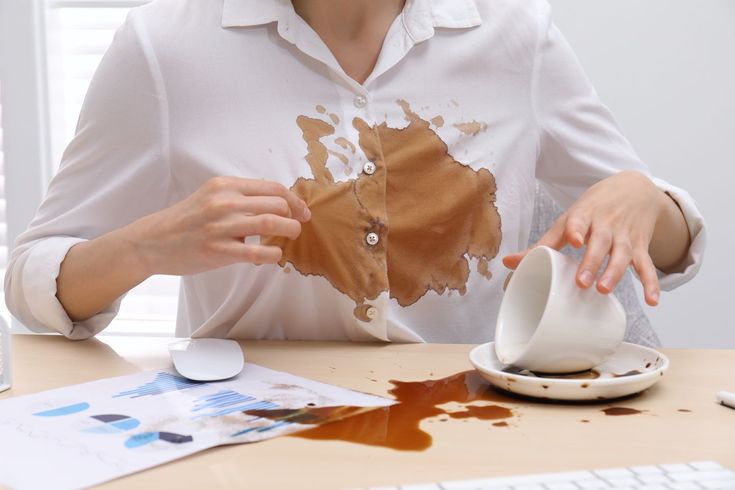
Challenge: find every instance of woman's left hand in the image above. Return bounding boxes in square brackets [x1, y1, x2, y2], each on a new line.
[503, 171, 682, 307]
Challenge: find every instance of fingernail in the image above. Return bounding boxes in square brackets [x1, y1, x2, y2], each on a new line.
[302, 207, 311, 221]
[579, 270, 594, 287]
[649, 289, 660, 304]
[598, 277, 612, 292]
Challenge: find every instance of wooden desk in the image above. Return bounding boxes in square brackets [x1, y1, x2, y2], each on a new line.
[2, 334, 734, 489]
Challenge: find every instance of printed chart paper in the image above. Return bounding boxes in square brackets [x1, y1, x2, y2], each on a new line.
[0, 364, 394, 489]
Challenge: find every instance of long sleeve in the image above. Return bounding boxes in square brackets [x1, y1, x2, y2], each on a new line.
[4, 12, 171, 339]
[531, 2, 705, 290]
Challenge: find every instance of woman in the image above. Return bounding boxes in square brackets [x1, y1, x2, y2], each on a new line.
[5, 0, 704, 342]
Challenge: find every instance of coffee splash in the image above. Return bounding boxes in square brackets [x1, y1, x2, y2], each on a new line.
[290, 370, 514, 451]
[264, 100, 502, 314]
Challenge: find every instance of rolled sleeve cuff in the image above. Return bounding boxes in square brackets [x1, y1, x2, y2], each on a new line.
[21, 237, 123, 339]
[650, 177, 706, 291]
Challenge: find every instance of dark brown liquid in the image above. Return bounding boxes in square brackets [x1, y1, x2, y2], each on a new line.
[290, 370, 514, 451]
[602, 407, 642, 416]
[501, 366, 601, 380]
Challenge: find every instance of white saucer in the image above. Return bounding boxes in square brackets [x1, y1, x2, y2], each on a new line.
[469, 342, 669, 401]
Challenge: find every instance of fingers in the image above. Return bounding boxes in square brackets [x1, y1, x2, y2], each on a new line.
[563, 212, 590, 249]
[577, 226, 612, 288]
[633, 251, 660, 306]
[220, 243, 283, 265]
[502, 249, 528, 270]
[233, 178, 311, 222]
[241, 196, 294, 218]
[235, 214, 302, 240]
[596, 239, 632, 294]
[503, 213, 575, 270]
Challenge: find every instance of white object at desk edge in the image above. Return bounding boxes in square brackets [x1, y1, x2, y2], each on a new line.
[717, 391, 735, 410]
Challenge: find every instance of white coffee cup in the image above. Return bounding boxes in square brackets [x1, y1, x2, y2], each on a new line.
[494, 246, 626, 373]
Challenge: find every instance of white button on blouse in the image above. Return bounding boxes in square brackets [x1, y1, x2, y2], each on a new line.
[365, 232, 380, 247]
[5, 0, 706, 343]
[353, 95, 368, 109]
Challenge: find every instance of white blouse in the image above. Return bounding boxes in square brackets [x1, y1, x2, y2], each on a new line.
[5, 0, 705, 342]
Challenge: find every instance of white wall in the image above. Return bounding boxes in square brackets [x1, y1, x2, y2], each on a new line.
[549, 0, 735, 347]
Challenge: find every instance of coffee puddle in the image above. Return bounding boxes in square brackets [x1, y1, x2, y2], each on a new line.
[246, 370, 650, 451]
[285, 370, 514, 451]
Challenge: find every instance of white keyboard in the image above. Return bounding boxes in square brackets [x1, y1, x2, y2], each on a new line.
[363, 461, 735, 490]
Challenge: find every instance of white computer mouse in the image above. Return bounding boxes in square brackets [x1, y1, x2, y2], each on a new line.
[168, 338, 244, 381]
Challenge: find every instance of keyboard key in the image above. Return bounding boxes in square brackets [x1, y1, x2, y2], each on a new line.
[661, 464, 694, 474]
[691, 462, 725, 471]
[639, 475, 672, 484]
[667, 483, 703, 490]
[700, 480, 735, 489]
[577, 480, 612, 489]
[631, 466, 664, 476]
[546, 484, 579, 490]
[670, 470, 735, 482]
[441, 471, 595, 489]
[605, 477, 638, 486]
[595, 468, 634, 478]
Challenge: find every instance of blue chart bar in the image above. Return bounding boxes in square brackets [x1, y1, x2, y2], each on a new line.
[113, 372, 203, 399]
[191, 390, 279, 418]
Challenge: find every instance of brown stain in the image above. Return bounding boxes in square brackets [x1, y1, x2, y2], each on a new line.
[369, 100, 501, 306]
[329, 113, 340, 125]
[477, 257, 493, 280]
[602, 407, 642, 416]
[581, 383, 589, 388]
[645, 362, 652, 368]
[283, 266, 292, 274]
[430, 115, 444, 128]
[678, 409, 692, 413]
[334, 137, 356, 154]
[492, 421, 509, 427]
[316, 105, 326, 114]
[580, 419, 590, 423]
[265, 101, 502, 314]
[292, 370, 513, 451]
[454, 121, 487, 136]
[353, 304, 373, 322]
[245, 405, 375, 426]
[262, 116, 388, 306]
[327, 149, 349, 166]
[447, 405, 513, 420]
[613, 370, 642, 378]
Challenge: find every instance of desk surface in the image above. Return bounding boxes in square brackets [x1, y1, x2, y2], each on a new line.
[3, 335, 734, 489]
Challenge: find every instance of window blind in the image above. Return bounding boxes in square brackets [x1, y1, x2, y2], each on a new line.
[46, 0, 178, 336]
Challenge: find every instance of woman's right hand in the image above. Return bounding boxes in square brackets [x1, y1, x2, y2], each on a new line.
[127, 176, 311, 277]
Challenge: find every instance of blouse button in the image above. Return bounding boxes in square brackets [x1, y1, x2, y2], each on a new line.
[365, 232, 379, 246]
[353, 95, 367, 108]
[363, 162, 376, 175]
[365, 306, 378, 320]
